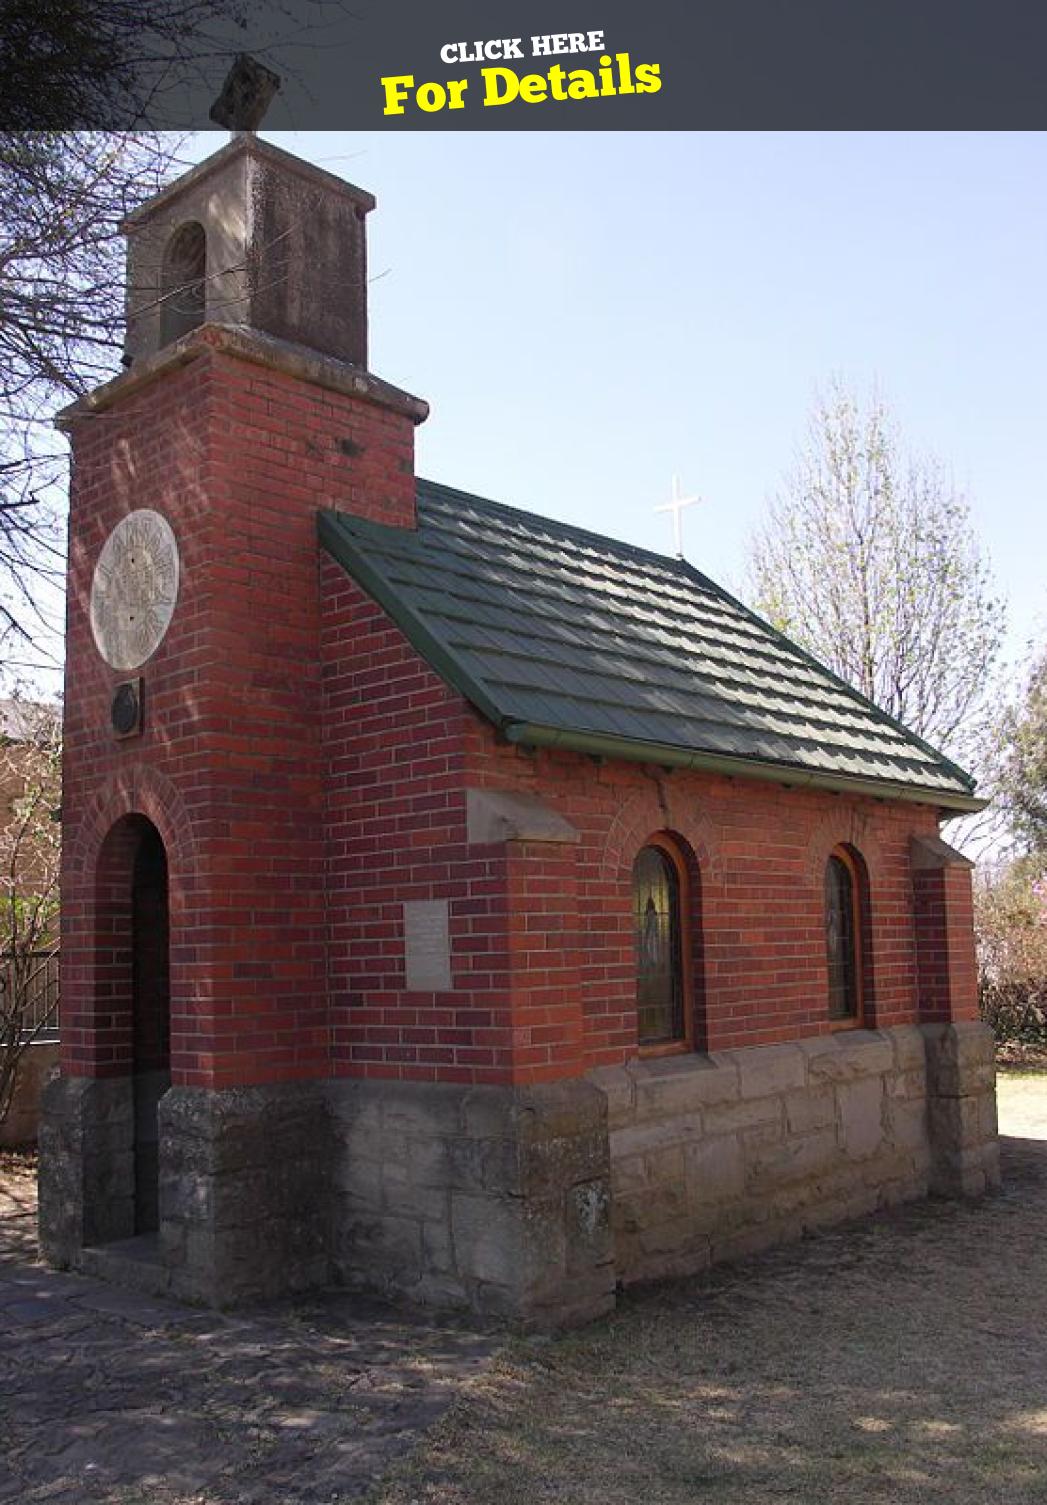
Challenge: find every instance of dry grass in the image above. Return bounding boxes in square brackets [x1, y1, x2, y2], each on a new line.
[365, 1076, 1047, 1505]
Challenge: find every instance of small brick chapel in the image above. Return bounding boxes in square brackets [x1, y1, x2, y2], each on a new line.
[40, 134, 999, 1327]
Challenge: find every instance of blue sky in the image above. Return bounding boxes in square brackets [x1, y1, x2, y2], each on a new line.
[187, 130, 1047, 674]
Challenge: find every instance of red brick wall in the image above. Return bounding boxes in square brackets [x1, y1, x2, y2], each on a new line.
[63, 332, 976, 1094]
[61, 335, 418, 1088]
[320, 557, 514, 1084]
[913, 865, 979, 1023]
[463, 727, 944, 1066]
[318, 557, 966, 1086]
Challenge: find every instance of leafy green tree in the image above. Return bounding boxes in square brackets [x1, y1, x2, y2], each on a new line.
[747, 381, 1005, 767]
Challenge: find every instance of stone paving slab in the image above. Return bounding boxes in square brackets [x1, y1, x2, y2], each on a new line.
[0, 1158, 497, 1505]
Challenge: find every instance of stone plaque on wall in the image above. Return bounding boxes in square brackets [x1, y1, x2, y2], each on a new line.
[403, 900, 453, 992]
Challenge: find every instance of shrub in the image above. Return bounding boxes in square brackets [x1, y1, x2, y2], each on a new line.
[975, 858, 1047, 1047]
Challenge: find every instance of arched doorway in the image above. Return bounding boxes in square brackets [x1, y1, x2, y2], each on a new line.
[94, 814, 171, 1238]
[131, 823, 170, 1233]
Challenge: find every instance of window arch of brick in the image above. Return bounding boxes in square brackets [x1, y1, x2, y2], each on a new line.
[632, 832, 704, 1056]
[825, 843, 874, 1028]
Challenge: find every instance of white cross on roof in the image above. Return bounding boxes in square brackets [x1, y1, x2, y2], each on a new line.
[654, 475, 702, 557]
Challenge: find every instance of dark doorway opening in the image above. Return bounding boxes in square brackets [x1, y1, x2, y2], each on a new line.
[131, 823, 170, 1234]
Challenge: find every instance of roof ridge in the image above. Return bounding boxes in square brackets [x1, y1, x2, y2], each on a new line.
[416, 477, 704, 579]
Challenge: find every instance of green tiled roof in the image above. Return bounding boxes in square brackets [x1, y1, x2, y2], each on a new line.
[319, 480, 983, 811]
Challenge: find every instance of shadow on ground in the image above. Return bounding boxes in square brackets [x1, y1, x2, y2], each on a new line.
[367, 1133, 1047, 1505]
[0, 1161, 494, 1505]
[6, 1102, 1047, 1504]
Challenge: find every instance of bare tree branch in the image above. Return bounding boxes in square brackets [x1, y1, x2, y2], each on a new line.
[0, 132, 190, 678]
[746, 380, 1007, 780]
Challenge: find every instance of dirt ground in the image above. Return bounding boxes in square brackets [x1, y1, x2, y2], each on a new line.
[4, 1072, 1047, 1504]
[364, 1068, 1047, 1505]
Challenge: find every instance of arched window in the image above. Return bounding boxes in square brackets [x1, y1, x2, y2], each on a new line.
[825, 845, 865, 1025]
[159, 221, 206, 346]
[633, 837, 693, 1049]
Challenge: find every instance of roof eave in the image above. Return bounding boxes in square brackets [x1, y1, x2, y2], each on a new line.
[503, 721, 988, 813]
[319, 504, 987, 818]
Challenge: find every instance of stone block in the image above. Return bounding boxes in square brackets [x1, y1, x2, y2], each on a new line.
[333, 1152, 382, 1209]
[711, 1221, 787, 1267]
[922, 1022, 996, 1097]
[891, 1026, 927, 1073]
[38, 1075, 137, 1263]
[516, 1079, 609, 1147]
[566, 1180, 611, 1275]
[784, 1085, 836, 1135]
[381, 1170, 449, 1225]
[745, 1128, 838, 1190]
[928, 1094, 983, 1154]
[733, 1043, 807, 1099]
[618, 1241, 711, 1287]
[451, 1193, 536, 1290]
[611, 1115, 702, 1162]
[838, 1077, 886, 1160]
[515, 1126, 608, 1202]
[381, 1083, 465, 1138]
[978, 1091, 999, 1141]
[588, 1066, 636, 1127]
[684, 1134, 745, 1204]
[886, 1068, 927, 1101]
[421, 1217, 456, 1277]
[343, 1212, 424, 1283]
[644, 1144, 686, 1187]
[612, 1154, 649, 1194]
[739, 1119, 785, 1151]
[614, 1180, 690, 1235]
[330, 1076, 614, 1328]
[704, 1096, 783, 1137]
[885, 1097, 929, 1154]
[629, 1054, 740, 1122]
[802, 1031, 894, 1082]
[637, 1214, 708, 1260]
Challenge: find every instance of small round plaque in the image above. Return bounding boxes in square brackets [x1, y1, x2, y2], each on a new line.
[111, 680, 141, 737]
[89, 510, 180, 671]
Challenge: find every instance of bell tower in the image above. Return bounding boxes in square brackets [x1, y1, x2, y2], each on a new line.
[39, 135, 427, 1305]
[122, 134, 375, 368]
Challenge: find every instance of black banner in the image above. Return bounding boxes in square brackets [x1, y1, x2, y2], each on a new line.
[2, 0, 1047, 129]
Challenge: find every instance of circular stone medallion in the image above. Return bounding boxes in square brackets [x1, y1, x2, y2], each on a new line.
[89, 510, 180, 672]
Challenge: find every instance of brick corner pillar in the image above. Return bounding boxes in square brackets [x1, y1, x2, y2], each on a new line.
[39, 327, 426, 1305]
[911, 834, 1001, 1197]
[328, 788, 615, 1329]
[476, 788, 614, 1326]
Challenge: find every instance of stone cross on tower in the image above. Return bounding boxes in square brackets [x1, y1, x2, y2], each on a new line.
[209, 54, 281, 132]
[655, 475, 702, 558]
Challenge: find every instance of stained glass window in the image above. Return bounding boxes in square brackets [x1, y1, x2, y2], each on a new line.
[633, 844, 685, 1045]
[825, 851, 861, 1021]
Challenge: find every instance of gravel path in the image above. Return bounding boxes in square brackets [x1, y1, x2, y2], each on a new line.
[0, 1159, 495, 1505]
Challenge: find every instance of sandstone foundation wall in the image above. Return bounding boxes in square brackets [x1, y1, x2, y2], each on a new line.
[39, 1024, 999, 1325]
[591, 1023, 999, 1288]
[326, 1077, 615, 1328]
